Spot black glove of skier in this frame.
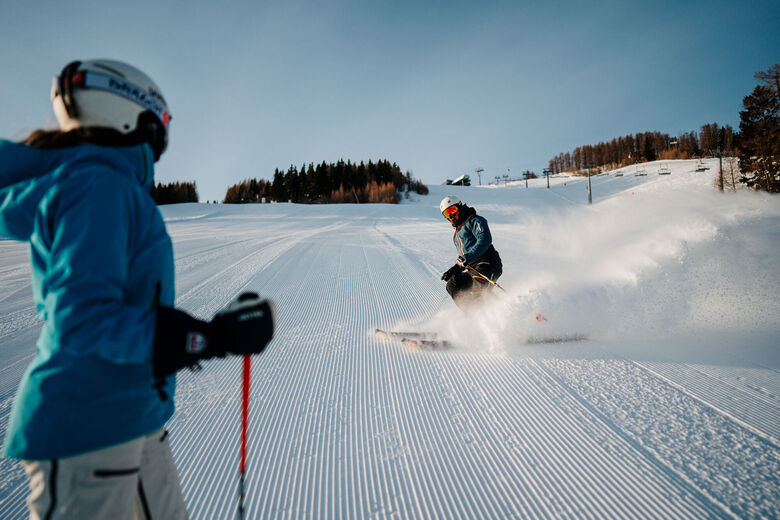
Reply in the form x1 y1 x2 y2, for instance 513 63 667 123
441 265 460 281
153 292 275 379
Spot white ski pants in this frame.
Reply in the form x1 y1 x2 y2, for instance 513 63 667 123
22 428 188 520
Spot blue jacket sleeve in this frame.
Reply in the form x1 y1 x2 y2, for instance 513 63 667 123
37 171 156 364
463 216 492 262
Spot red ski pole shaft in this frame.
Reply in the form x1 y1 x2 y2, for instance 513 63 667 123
239 355 251 519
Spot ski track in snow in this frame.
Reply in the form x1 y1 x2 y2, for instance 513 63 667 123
1 160 779 518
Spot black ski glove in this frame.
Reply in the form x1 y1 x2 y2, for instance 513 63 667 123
441 265 460 281
153 292 275 379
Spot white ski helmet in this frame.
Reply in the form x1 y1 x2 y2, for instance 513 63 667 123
51 59 171 159
440 195 461 214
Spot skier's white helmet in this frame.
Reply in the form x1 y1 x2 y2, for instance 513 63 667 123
440 195 461 214
51 59 171 160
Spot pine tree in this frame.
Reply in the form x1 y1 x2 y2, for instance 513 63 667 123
739 85 780 193
738 65 780 192
285 165 300 203
272 169 287 201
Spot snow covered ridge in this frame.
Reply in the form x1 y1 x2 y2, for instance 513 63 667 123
1 159 779 518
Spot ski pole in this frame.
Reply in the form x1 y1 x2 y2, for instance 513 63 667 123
238 355 250 520
465 265 507 292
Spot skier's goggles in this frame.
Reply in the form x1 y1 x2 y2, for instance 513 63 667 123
51 69 172 127
442 206 459 219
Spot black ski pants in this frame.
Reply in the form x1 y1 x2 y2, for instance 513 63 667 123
446 259 502 308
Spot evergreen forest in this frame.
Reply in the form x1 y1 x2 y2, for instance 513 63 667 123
223 159 428 204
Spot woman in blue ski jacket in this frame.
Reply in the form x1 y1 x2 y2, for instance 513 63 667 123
0 59 274 519
439 195 503 308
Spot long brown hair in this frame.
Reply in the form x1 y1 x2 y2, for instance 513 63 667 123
21 127 144 151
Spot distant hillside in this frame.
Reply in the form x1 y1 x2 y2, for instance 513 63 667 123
548 123 735 175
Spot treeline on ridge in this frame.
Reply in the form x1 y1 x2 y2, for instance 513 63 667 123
548 123 736 175
150 181 199 205
223 159 429 204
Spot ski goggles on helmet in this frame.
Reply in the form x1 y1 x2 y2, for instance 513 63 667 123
442 205 459 219
51 65 171 127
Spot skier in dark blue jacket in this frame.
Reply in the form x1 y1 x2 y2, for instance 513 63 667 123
0 59 275 519
439 195 503 308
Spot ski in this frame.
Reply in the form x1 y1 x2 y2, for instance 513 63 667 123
400 334 586 348
374 328 587 350
401 337 454 350
374 329 453 350
374 329 439 341
525 333 588 344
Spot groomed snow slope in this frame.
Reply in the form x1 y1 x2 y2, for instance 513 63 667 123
1 159 778 518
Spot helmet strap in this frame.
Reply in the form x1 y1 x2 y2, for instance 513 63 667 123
130 111 167 160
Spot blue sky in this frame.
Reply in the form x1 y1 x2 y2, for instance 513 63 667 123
1 0 778 201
